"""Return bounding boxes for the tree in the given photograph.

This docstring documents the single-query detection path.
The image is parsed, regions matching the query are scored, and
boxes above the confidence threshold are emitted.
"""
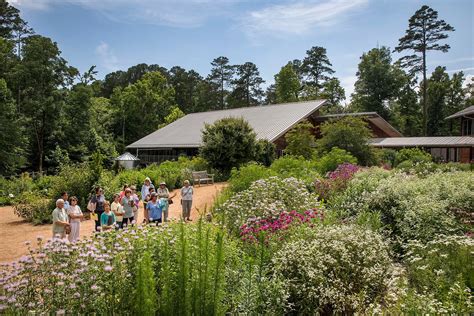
[275,63,300,103]
[16,35,77,173]
[159,106,185,128]
[169,66,203,113]
[264,84,276,105]
[208,56,233,109]
[393,70,422,136]
[284,120,316,159]
[352,47,404,120]
[255,139,276,166]
[426,66,450,136]
[228,62,265,107]
[200,117,258,173]
[110,71,176,150]
[316,116,375,165]
[320,78,345,114]
[302,46,335,94]
[395,5,454,135]
[0,79,24,174]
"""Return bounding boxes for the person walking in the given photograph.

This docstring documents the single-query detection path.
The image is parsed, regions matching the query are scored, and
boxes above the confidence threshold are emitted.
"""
[121,188,135,227]
[100,201,116,231]
[111,193,124,229]
[89,187,106,232]
[67,196,83,242]
[52,199,70,239]
[180,180,194,221]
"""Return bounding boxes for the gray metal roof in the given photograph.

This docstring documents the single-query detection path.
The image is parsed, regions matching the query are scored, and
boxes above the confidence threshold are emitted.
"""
[445,106,474,120]
[369,136,474,148]
[115,152,140,161]
[317,112,402,137]
[127,100,327,149]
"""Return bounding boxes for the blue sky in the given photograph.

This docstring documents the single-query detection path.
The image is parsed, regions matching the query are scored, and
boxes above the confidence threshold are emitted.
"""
[9,0,474,101]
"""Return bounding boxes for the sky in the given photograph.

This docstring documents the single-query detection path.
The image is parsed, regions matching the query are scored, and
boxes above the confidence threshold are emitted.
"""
[8,0,474,101]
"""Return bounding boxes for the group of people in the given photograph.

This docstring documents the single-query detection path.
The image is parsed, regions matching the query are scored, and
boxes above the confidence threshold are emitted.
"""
[51,178,195,242]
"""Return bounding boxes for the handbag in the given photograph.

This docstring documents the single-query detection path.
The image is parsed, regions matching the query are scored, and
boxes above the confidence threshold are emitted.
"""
[168,198,173,205]
[65,225,71,234]
[87,200,96,212]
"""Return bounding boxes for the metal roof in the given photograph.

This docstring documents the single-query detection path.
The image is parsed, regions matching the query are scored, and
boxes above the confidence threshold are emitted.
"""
[369,136,474,148]
[445,106,474,120]
[127,100,327,149]
[317,112,402,137]
[115,152,140,161]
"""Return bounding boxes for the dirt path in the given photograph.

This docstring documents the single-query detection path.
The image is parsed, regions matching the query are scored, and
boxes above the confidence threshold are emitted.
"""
[0,183,226,263]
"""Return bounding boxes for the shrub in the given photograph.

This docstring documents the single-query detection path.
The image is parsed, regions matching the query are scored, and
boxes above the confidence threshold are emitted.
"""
[332,170,472,246]
[314,147,357,174]
[402,235,473,313]
[394,147,432,166]
[316,116,375,165]
[216,177,321,234]
[228,163,275,193]
[13,192,51,224]
[200,117,258,174]
[272,225,393,314]
[284,120,316,159]
[314,163,360,201]
[269,156,319,184]
[255,139,276,167]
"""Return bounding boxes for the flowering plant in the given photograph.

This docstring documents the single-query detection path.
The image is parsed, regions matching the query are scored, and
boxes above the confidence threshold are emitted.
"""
[314,163,360,201]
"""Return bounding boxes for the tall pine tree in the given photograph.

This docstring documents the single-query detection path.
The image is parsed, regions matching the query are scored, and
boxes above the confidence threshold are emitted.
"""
[394,5,454,135]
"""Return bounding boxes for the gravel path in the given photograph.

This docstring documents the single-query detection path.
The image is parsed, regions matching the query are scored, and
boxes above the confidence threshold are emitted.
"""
[0,183,226,263]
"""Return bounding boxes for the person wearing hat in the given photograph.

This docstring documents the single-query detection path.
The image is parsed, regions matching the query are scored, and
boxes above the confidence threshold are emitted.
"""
[141,177,155,201]
[157,182,176,222]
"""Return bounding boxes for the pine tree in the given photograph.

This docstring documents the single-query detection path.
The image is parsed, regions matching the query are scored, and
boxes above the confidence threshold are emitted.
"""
[274,63,300,103]
[394,5,454,135]
[208,56,233,109]
[302,46,335,94]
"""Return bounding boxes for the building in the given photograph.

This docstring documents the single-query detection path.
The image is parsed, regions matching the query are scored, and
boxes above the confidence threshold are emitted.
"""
[127,100,401,164]
[371,106,474,163]
[127,101,474,164]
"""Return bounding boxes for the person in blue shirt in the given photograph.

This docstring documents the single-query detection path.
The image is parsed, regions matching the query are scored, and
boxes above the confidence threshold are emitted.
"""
[100,201,116,231]
[146,192,163,225]
[61,192,70,211]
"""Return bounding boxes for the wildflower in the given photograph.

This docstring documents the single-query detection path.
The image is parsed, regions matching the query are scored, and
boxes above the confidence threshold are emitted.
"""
[56,309,66,315]
[91,284,99,291]
[104,265,113,272]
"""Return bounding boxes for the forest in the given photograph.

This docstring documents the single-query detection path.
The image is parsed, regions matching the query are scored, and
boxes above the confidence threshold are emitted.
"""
[0,1,472,176]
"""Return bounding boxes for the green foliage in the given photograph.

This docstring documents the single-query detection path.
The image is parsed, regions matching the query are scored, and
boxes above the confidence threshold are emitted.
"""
[314,147,357,174]
[394,147,432,166]
[274,62,300,103]
[159,105,185,128]
[133,251,158,315]
[13,192,51,224]
[332,170,472,247]
[200,117,258,174]
[316,116,375,165]
[284,120,315,159]
[229,163,275,193]
[269,155,319,184]
[273,225,393,313]
[254,139,276,167]
[216,177,320,234]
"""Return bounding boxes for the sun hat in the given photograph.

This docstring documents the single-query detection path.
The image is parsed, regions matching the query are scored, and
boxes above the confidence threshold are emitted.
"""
[159,182,166,186]
[145,177,151,182]
[130,185,137,190]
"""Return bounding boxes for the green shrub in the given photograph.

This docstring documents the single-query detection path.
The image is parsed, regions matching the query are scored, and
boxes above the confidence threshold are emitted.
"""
[13,192,51,224]
[49,164,95,209]
[284,120,316,159]
[272,225,393,314]
[216,177,321,234]
[255,139,276,166]
[33,175,55,196]
[270,156,319,184]
[228,163,275,193]
[332,170,472,247]
[314,147,357,174]
[394,148,432,166]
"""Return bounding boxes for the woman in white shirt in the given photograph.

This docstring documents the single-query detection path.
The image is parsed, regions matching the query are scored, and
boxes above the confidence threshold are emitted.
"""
[180,180,194,221]
[67,196,83,242]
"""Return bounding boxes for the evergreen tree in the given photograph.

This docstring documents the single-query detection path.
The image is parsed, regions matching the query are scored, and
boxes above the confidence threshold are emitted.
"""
[395,5,454,135]
[352,47,403,120]
[274,63,300,103]
[426,66,450,136]
[228,62,265,107]
[208,56,233,109]
[302,46,335,95]
[320,78,345,114]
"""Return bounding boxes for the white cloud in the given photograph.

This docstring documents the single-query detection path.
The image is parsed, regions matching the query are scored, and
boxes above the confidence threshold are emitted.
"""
[446,67,474,74]
[8,0,240,28]
[95,41,119,72]
[242,0,369,37]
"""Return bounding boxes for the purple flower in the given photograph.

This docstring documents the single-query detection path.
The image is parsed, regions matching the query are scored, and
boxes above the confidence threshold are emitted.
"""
[104,265,113,272]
